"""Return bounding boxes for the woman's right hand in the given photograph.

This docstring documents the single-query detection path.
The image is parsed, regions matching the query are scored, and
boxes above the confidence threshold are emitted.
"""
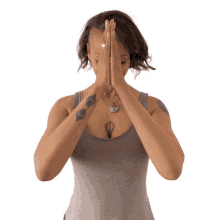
[95,19,112,91]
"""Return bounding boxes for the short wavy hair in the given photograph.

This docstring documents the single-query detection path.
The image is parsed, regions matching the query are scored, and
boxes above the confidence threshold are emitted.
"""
[76,10,156,80]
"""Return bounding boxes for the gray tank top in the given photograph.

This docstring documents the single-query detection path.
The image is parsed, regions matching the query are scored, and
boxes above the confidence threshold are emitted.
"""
[63,90,155,220]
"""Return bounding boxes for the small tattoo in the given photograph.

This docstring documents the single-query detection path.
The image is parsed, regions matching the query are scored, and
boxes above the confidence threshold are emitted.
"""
[76,108,86,121]
[86,94,96,108]
[157,99,171,124]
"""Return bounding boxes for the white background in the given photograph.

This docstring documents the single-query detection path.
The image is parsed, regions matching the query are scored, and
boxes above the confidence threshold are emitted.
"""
[1,1,219,220]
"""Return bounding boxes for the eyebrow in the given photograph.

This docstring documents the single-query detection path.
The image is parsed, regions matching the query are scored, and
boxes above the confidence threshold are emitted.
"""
[95,53,127,57]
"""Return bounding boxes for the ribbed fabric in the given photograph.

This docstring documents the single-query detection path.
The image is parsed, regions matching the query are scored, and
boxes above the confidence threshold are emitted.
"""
[63,90,155,220]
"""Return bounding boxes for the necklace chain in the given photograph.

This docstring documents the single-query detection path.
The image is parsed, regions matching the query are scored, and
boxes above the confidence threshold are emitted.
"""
[102,93,120,105]
[102,92,120,138]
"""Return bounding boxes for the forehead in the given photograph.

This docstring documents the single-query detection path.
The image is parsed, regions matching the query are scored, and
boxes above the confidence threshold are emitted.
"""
[89,28,129,56]
[89,29,104,47]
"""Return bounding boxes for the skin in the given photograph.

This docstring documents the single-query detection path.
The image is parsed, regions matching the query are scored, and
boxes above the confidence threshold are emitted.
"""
[34,21,184,181]
[86,19,131,101]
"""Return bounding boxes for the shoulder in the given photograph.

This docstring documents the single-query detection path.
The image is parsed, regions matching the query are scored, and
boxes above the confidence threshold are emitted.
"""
[58,94,75,116]
[149,95,171,121]
[151,95,169,109]
[141,93,159,115]
[61,91,84,115]
[133,88,158,115]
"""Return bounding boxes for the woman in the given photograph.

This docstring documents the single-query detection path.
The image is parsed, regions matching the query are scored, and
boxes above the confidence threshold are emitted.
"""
[34,10,185,220]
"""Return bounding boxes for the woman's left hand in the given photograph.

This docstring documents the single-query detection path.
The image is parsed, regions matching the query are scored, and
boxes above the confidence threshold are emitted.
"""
[110,21,126,92]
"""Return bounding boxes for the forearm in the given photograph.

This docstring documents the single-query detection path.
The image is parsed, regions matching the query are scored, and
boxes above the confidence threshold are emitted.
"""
[115,82,183,179]
[36,84,105,181]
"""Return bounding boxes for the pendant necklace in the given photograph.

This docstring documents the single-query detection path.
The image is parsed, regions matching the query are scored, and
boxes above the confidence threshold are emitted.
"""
[102,92,120,138]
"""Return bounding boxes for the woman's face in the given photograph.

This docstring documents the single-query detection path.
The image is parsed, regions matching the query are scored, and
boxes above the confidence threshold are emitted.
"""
[87,28,130,79]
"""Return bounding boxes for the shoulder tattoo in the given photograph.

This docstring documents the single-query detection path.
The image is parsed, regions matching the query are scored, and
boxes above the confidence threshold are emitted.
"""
[157,99,171,119]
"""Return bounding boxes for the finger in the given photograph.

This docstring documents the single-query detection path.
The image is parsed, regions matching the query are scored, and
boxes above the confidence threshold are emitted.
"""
[105,21,110,51]
[108,25,113,80]
[105,21,110,61]
[108,20,111,37]
[109,19,113,57]
[111,22,120,66]
[110,21,114,62]
[106,21,112,85]
[111,21,117,70]
[103,20,108,48]
[103,22,105,45]
[104,20,108,45]
[106,20,110,42]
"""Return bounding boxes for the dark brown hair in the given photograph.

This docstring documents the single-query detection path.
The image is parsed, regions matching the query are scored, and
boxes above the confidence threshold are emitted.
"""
[76,10,156,80]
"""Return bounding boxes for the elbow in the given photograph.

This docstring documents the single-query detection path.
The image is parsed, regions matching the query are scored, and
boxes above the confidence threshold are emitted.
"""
[42,171,54,181]
[167,154,185,180]
[34,154,44,181]
[35,167,47,181]
[168,172,181,180]
[36,174,46,182]
[34,154,53,182]
[36,170,54,182]
[162,164,183,180]
[166,167,183,180]
[162,172,181,180]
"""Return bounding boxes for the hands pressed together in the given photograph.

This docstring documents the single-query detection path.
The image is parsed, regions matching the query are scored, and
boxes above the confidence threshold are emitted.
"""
[108,19,125,91]
[95,19,126,94]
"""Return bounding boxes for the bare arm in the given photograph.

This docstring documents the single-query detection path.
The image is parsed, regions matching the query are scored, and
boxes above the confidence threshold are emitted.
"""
[34,84,106,181]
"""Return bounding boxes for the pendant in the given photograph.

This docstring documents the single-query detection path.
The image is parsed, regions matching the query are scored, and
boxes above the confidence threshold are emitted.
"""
[110,105,118,113]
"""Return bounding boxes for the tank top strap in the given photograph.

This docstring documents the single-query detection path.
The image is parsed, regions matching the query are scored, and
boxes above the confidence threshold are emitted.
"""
[73,91,83,109]
[138,92,149,109]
